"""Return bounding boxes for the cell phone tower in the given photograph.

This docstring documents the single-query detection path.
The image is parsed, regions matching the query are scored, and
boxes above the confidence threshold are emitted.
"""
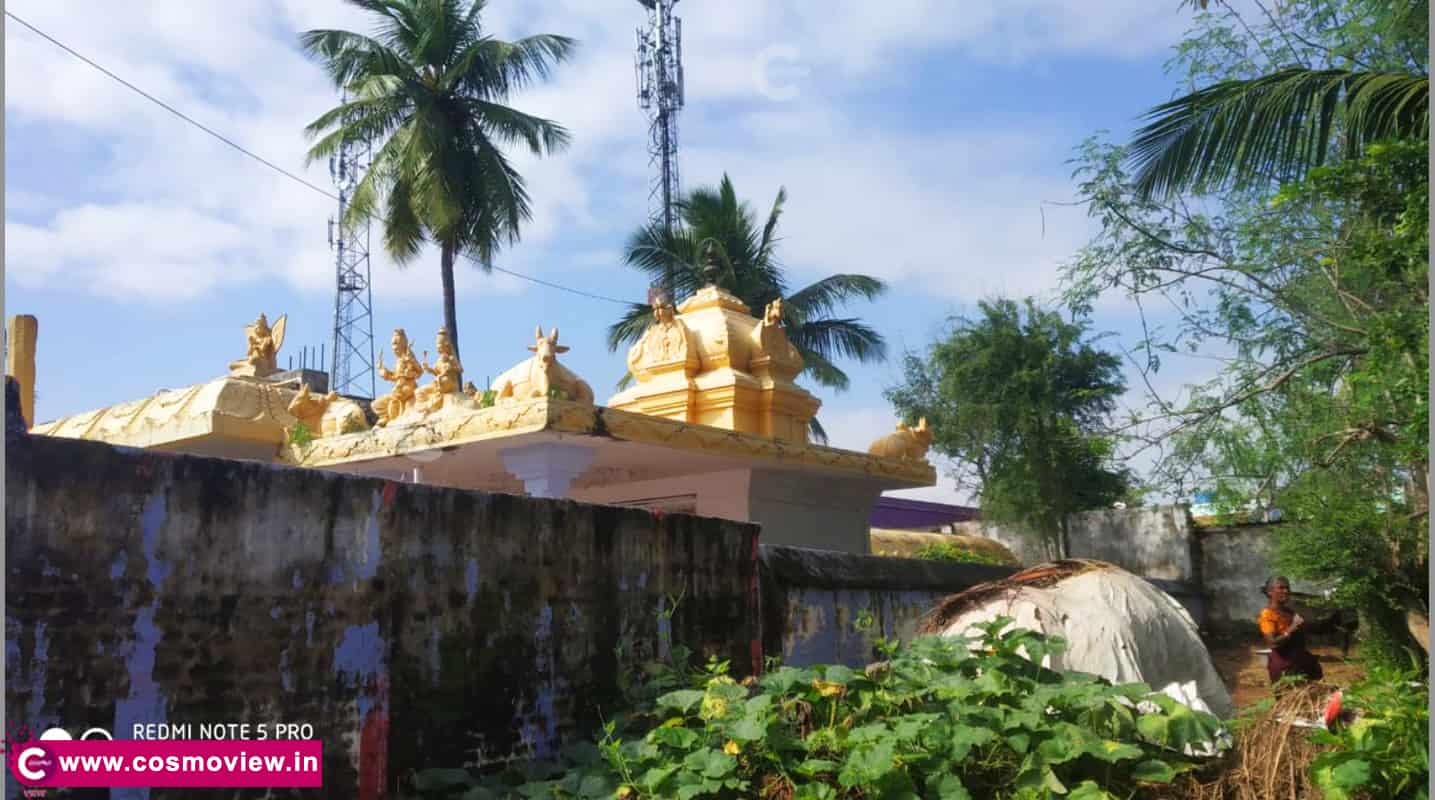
[327,93,377,399]
[634,0,684,293]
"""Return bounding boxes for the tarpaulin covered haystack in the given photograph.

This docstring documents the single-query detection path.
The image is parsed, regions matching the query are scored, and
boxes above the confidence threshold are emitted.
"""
[919,559,1235,719]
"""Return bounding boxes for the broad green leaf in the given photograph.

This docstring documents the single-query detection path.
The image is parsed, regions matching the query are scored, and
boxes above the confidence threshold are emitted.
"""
[650,725,700,749]
[657,689,706,714]
[1087,739,1144,763]
[1068,780,1120,800]
[1165,705,1223,750]
[822,664,858,685]
[576,773,615,797]
[838,740,897,788]
[1014,764,1067,795]
[949,726,997,760]
[792,784,838,800]
[794,759,840,777]
[729,714,767,742]
[1036,734,1081,764]
[1136,712,1170,744]
[1328,758,1373,789]
[1131,758,1178,783]
[926,773,974,800]
[639,765,678,791]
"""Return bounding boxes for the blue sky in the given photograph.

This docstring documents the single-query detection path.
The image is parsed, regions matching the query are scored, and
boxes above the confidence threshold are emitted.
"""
[5,0,1218,504]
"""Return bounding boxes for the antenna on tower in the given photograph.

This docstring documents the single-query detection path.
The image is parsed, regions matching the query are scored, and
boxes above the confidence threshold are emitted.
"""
[635,0,684,296]
[328,92,377,399]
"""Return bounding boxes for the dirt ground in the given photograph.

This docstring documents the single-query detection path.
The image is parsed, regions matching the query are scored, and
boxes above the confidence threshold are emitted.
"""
[1203,629,1366,711]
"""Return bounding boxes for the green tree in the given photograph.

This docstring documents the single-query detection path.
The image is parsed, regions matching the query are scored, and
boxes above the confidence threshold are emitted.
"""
[607,175,888,442]
[885,298,1132,556]
[301,0,577,383]
[1064,0,1428,663]
[1129,0,1428,198]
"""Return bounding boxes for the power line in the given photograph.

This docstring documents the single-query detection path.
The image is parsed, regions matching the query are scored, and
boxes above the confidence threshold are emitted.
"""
[5,9,636,308]
[5,10,338,202]
[485,262,635,306]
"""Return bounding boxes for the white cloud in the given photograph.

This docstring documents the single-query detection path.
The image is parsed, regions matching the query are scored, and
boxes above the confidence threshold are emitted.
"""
[682,124,1095,300]
[5,0,1175,308]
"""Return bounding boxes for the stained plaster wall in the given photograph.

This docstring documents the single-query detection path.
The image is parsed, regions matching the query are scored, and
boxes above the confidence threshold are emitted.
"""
[574,468,880,554]
[1199,524,1328,626]
[952,506,1296,628]
[5,380,761,799]
[758,545,1017,667]
[951,505,1195,582]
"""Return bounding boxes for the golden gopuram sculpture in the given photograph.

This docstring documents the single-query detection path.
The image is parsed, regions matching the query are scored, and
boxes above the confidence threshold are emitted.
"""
[228,313,287,379]
[286,383,369,438]
[867,417,933,462]
[415,327,477,414]
[607,266,820,443]
[373,328,424,426]
[490,326,596,406]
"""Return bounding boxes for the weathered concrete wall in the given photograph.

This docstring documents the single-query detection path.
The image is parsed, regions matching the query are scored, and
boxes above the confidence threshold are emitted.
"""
[747,471,879,554]
[760,544,1209,665]
[1198,524,1328,627]
[5,389,760,799]
[1066,506,1194,582]
[949,519,1061,566]
[952,506,1195,582]
[759,546,1018,667]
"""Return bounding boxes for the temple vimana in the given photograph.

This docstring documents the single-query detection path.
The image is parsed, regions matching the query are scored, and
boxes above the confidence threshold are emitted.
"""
[13,276,936,554]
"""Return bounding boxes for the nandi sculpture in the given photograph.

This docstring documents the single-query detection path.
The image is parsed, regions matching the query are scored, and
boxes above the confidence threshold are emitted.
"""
[286,383,369,438]
[867,418,933,462]
[491,326,595,405]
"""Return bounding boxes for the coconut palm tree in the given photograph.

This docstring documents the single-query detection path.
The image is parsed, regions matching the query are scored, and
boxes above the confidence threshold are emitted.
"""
[1129,0,1427,199]
[608,175,888,443]
[301,0,576,384]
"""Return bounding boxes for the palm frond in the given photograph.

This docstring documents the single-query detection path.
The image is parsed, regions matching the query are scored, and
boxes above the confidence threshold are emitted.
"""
[785,275,888,323]
[607,303,654,352]
[798,350,850,392]
[757,185,787,269]
[790,318,888,365]
[464,99,571,154]
[457,35,578,100]
[1129,67,1430,199]
[299,28,412,88]
[808,416,829,445]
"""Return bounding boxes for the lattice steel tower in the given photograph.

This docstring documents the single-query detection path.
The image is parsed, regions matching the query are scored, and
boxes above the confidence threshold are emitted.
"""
[635,0,684,289]
[327,94,377,399]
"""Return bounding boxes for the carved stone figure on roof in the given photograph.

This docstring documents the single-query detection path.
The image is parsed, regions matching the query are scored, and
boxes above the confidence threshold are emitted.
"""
[492,326,595,405]
[627,292,694,381]
[228,313,286,378]
[415,328,470,414]
[373,328,423,426]
[750,298,804,380]
[286,383,369,438]
[868,418,933,463]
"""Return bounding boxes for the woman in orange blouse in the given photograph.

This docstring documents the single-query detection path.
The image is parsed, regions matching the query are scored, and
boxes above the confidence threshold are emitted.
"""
[1258,576,1323,683]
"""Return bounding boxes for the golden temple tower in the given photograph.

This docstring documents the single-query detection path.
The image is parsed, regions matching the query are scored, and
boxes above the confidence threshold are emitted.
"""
[608,279,820,443]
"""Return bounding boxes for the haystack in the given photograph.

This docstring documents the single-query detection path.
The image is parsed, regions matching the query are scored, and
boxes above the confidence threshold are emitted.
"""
[919,559,1235,719]
[1175,681,1341,800]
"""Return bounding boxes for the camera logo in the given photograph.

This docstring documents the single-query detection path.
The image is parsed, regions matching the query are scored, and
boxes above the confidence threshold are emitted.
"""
[14,743,54,783]
[6,725,113,786]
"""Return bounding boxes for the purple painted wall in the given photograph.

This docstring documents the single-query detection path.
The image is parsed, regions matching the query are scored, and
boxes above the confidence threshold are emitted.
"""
[869,496,980,530]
